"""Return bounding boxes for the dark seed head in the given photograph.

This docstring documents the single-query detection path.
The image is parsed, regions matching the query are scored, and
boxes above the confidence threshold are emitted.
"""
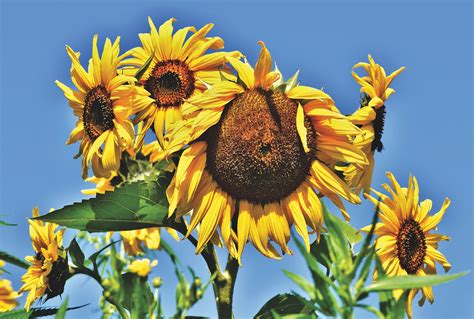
[396,219,426,274]
[144,59,195,108]
[83,85,114,140]
[205,89,317,204]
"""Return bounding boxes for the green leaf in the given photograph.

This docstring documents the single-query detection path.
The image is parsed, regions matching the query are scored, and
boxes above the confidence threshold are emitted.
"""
[0,250,29,269]
[284,70,300,93]
[0,219,16,227]
[0,310,31,319]
[309,235,331,271]
[119,272,153,318]
[329,210,363,245]
[283,270,316,300]
[387,290,409,319]
[35,178,171,232]
[0,304,88,319]
[54,297,69,319]
[68,238,85,267]
[255,293,315,319]
[134,53,154,81]
[364,271,469,292]
[322,205,352,271]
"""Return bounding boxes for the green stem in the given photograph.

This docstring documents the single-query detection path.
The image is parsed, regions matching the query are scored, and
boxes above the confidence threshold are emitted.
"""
[70,267,130,319]
[175,220,240,318]
[215,255,239,318]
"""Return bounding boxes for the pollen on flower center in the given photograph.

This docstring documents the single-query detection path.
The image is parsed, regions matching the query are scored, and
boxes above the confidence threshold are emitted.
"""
[397,219,426,274]
[83,85,114,140]
[205,89,317,204]
[144,59,195,108]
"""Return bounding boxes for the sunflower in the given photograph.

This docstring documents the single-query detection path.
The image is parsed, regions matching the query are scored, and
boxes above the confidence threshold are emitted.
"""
[120,227,179,256]
[19,208,68,311]
[0,260,18,312]
[56,35,148,179]
[121,17,241,148]
[166,42,367,262]
[128,259,158,277]
[339,55,405,194]
[361,172,451,318]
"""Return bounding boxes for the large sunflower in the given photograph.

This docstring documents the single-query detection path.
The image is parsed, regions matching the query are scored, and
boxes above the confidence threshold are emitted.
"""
[56,35,147,179]
[339,55,405,194]
[166,42,367,262]
[362,172,451,318]
[121,17,241,148]
[19,208,68,311]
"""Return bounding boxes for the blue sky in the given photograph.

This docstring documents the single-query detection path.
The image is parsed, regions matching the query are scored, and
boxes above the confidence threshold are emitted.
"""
[0,0,472,318]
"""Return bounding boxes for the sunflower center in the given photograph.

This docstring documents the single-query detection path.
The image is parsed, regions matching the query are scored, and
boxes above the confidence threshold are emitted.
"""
[83,85,114,140]
[205,89,317,204]
[144,59,195,108]
[396,219,426,274]
[46,257,68,299]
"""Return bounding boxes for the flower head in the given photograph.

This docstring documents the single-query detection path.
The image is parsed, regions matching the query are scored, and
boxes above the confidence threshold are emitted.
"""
[121,17,241,148]
[339,55,405,194]
[128,259,158,277]
[56,35,148,179]
[0,264,18,312]
[19,208,68,311]
[362,172,451,318]
[166,42,367,262]
[120,227,179,256]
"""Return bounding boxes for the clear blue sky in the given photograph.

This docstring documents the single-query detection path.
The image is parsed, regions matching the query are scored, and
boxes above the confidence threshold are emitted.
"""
[1,0,472,318]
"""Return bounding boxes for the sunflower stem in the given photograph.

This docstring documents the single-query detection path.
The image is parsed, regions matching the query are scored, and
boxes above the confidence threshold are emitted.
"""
[70,266,130,319]
[215,254,239,318]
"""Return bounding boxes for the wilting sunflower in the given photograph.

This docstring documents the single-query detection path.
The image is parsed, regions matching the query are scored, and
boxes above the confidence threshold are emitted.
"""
[19,208,68,311]
[339,55,405,194]
[362,172,451,318]
[166,42,367,262]
[56,35,148,179]
[121,17,241,147]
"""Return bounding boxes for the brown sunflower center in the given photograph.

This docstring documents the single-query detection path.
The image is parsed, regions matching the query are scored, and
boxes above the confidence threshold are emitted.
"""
[83,85,114,140]
[144,59,195,108]
[205,89,317,204]
[396,219,426,274]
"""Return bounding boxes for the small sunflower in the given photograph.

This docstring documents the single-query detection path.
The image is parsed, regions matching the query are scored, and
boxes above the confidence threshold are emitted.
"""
[19,208,68,311]
[339,55,405,194]
[0,279,18,312]
[128,259,158,277]
[166,42,367,262]
[0,261,18,312]
[362,172,451,318]
[120,227,179,256]
[121,17,241,147]
[56,35,147,179]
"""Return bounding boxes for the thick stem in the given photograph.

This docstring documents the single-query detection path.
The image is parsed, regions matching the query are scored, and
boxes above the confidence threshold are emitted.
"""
[215,255,239,318]
[175,221,240,318]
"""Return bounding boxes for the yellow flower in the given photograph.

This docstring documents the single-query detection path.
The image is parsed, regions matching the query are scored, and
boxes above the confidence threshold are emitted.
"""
[82,173,117,195]
[19,208,68,311]
[0,278,18,312]
[121,17,241,148]
[166,42,367,262]
[128,259,158,277]
[56,35,148,179]
[339,55,405,194]
[362,172,451,318]
[120,227,179,256]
